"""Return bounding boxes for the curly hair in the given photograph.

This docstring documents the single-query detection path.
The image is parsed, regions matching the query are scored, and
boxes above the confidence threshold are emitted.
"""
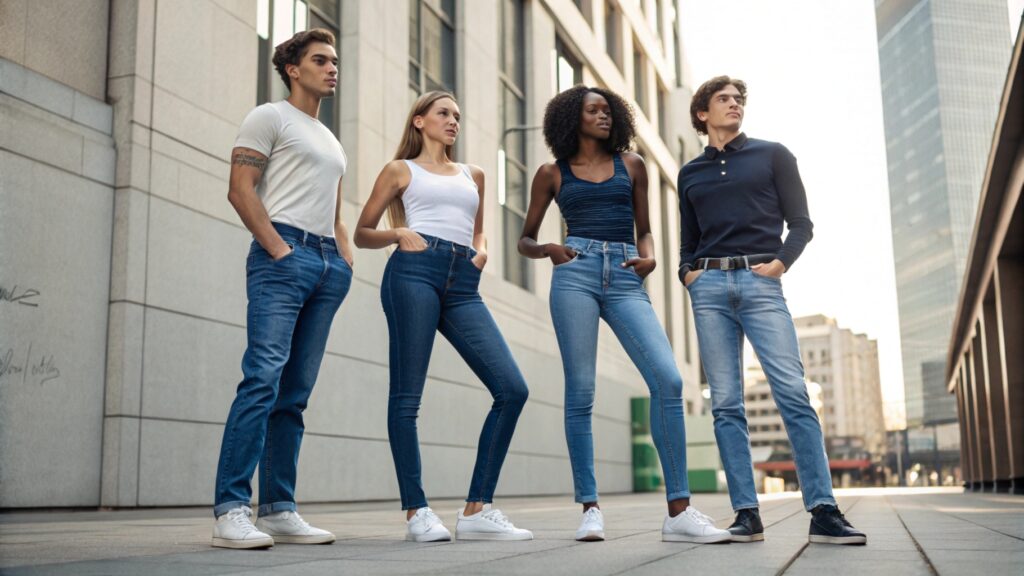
[272,28,336,91]
[690,76,747,135]
[542,85,635,160]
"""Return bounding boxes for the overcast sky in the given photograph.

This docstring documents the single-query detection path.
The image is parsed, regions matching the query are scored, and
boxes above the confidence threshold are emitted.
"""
[677,0,1022,429]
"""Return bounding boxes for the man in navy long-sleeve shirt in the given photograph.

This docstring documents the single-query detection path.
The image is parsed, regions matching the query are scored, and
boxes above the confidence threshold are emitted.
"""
[678,76,866,545]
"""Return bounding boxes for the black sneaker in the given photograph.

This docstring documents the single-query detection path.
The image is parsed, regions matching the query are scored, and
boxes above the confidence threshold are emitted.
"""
[727,508,764,542]
[809,505,867,545]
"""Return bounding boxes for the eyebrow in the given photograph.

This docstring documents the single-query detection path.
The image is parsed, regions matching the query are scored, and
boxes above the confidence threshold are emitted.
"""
[438,107,461,116]
[310,53,339,63]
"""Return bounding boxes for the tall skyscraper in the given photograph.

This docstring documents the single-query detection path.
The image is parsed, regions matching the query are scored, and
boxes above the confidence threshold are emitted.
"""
[875,0,1011,429]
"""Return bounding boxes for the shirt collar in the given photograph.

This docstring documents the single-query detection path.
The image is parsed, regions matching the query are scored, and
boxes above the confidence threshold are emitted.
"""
[704,132,748,160]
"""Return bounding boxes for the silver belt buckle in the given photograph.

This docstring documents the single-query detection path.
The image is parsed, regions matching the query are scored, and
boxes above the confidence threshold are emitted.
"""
[720,257,732,271]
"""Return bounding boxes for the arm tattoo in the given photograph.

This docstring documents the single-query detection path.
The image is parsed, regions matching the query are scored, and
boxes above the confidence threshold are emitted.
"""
[232,152,267,171]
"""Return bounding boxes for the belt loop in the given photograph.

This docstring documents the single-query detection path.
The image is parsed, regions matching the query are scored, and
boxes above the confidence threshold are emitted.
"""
[302,230,308,246]
[702,259,709,271]
[743,255,750,269]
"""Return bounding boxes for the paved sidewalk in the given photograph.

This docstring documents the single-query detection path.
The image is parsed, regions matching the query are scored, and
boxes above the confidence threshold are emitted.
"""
[1,488,1021,575]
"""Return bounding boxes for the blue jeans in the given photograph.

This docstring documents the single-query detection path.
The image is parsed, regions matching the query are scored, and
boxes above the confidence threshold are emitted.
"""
[687,268,835,511]
[214,222,352,517]
[381,234,529,510]
[550,236,690,504]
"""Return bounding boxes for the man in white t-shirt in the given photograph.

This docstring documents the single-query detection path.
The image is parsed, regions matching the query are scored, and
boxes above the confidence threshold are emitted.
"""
[212,28,353,550]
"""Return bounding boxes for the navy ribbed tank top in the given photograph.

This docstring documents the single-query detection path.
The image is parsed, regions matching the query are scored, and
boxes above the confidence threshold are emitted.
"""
[555,154,635,243]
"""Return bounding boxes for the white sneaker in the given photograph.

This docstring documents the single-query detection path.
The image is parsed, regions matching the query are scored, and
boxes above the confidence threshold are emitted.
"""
[575,507,605,541]
[212,506,274,549]
[406,507,452,542]
[456,505,533,541]
[256,510,335,544]
[662,506,732,543]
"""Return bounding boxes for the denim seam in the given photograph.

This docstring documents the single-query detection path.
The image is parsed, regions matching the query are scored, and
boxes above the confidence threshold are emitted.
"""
[551,301,588,502]
[603,303,682,495]
[440,311,505,501]
[384,262,411,509]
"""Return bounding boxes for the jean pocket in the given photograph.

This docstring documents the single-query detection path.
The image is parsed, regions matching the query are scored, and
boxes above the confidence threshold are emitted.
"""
[272,241,296,264]
[750,269,781,283]
[685,270,708,289]
[553,253,581,268]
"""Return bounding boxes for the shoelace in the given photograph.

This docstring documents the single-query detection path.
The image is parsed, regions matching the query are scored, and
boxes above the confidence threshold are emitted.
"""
[685,507,715,526]
[283,511,312,530]
[420,508,442,528]
[228,507,260,535]
[482,508,513,528]
[583,508,602,524]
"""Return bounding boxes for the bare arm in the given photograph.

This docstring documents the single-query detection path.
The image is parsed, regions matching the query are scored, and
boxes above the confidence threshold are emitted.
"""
[518,163,576,264]
[467,165,488,269]
[353,160,425,251]
[334,177,354,265]
[622,152,656,277]
[227,147,291,260]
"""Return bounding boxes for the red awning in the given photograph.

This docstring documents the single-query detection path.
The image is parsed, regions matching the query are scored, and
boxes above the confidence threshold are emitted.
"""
[754,459,872,472]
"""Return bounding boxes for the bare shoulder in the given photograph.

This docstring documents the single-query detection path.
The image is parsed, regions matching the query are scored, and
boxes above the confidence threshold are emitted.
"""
[465,163,485,180]
[620,151,646,169]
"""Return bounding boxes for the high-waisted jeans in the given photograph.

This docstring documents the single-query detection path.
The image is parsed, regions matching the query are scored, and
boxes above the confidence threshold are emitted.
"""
[550,236,690,503]
[381,234,529,510]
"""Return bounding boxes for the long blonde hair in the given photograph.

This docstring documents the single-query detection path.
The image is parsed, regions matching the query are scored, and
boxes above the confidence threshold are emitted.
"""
[387,91,458,228]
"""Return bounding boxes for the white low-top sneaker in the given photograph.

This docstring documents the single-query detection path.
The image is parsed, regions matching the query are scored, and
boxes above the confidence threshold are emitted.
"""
[406,507,452,542]
[456,505,533,541]
[256,510,335,544]
[212,506,274,549]
[662,506,732,543]
[575,507,605,541]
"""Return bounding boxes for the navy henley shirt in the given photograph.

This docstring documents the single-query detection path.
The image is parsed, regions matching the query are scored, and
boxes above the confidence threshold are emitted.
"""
[677,133,813,275]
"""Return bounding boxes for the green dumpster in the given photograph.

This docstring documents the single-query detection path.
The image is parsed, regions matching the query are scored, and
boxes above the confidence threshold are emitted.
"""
[631,397,662,492]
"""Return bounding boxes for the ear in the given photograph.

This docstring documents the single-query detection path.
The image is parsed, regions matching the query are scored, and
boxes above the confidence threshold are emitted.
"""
[697,110,708,122]
[413,116,424,129]
[286,63,299,80]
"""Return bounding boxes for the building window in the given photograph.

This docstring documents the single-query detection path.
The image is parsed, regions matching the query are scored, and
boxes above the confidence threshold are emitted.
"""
[657,83,668,140]
[257,0,341,135]
[409,0,456,100]
[633,40,648,117]
[604,0,622,70]
[499,0,530,290]
[555,36,583,93]
[673,23,682,87]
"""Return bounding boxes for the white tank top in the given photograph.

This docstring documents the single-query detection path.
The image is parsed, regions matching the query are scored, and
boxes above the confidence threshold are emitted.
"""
[401,160,479,247]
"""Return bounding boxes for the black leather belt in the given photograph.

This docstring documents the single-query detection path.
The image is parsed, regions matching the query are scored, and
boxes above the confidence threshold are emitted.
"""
[695,254,775,270]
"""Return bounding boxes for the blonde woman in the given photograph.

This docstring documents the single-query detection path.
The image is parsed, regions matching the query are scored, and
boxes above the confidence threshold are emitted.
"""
[354,92,532,542]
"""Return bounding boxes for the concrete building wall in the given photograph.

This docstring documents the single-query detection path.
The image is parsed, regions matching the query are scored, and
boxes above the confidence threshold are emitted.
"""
[1,0,707,508]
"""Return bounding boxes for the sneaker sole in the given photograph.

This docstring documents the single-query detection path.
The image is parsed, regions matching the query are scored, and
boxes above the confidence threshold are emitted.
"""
[265,534,336,544]
[576,531,605,542]
[406,533,452,542]
[455,532,533,541]
[730,533,765,542]
[808,534,867,545]
[211,537,274,549]
[662,532,733,544]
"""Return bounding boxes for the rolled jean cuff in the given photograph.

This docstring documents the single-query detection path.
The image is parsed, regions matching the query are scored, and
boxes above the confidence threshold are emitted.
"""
[574,493,599,504]
[465,497,493,504]
[213,500,251,518]
[257,500,297,517]
[732,500,760,512]
[666,490,691,502]
[402,500,429,511]
[805,497,837,512]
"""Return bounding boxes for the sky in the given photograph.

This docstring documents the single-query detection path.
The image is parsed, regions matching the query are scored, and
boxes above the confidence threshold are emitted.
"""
[677,0,1022,430]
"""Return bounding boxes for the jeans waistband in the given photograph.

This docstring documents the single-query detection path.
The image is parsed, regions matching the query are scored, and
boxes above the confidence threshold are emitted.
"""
[272,221,336,248]
[565,235,637,258]
[414,232,475,258]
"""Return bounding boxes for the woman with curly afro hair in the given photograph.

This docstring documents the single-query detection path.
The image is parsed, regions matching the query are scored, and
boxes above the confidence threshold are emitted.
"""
[517,85,731,545]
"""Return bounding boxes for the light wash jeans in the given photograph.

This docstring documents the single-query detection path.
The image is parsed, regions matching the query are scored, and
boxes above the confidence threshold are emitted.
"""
[550,236,690,504]
[687,268,835,511]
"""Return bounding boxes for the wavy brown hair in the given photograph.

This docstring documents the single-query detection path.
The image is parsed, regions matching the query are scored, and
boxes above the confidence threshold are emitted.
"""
[272,28,336,91]
[386,91,459,228]
[690,76,747,135]
[542,85,635,161]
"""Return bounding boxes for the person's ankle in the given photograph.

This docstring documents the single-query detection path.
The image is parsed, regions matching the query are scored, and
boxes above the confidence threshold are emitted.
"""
[463,502,485,516]
[583,502,600,512]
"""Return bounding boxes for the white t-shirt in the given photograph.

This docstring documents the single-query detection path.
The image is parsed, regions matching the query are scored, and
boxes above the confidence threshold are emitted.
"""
[234,100,347,237]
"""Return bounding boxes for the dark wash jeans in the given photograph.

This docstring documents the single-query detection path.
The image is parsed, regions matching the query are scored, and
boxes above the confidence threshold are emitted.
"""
[381,233,529,510]
[214,222,352,517]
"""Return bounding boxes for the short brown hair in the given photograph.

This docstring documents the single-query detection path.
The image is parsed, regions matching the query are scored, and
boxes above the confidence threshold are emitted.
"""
[272,28,336,91]
[690,76,747,135]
